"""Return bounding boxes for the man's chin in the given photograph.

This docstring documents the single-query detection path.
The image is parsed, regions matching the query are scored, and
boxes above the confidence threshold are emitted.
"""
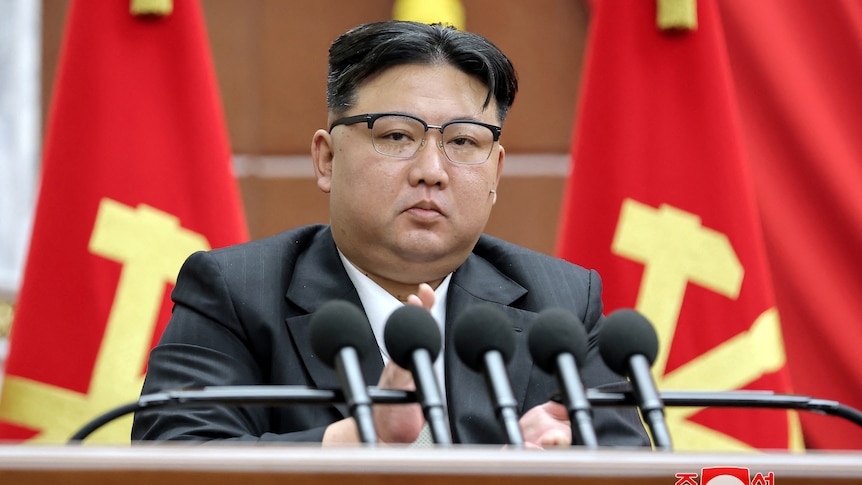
[394,239,450,261]
[392,227,477,261]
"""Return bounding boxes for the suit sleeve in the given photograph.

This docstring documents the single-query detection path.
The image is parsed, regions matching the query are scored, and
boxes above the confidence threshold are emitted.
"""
[578,269,652,447]
[131,250,328,443]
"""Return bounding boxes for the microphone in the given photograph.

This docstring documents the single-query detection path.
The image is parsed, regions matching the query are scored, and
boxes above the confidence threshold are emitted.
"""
[528,308,598,448]
[597,309,672,450]
[453,304,524,447]
[383,305,452,446]
[309,300,378,445]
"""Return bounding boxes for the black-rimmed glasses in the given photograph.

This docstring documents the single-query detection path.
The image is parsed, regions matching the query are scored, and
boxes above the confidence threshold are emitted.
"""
[329,112,502,165]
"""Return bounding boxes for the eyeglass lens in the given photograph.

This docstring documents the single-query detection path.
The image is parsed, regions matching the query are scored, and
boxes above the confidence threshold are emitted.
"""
[371,115,494,164]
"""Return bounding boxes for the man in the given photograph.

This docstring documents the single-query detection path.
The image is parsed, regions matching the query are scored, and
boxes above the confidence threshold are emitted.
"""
[132,20,648,447]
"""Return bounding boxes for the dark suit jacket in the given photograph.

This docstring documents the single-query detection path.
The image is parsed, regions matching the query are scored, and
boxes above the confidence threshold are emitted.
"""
[132,224,648,446]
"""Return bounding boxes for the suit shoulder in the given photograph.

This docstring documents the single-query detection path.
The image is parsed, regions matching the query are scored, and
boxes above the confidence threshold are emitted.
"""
[203,224,329,261]
[178,225,331,285]
[474,233,593,278]
[471,234,603,322]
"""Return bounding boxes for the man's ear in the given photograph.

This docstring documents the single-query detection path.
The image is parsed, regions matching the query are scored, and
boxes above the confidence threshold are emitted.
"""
[492,145,505,204]
[311,129,334,193]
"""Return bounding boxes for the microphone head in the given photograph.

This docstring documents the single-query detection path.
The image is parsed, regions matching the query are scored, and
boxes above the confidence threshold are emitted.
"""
[309,300,376,368]
[527,308,588,374]
[452,304,515,372]
[383,305,442,368]
[597,309,659,377]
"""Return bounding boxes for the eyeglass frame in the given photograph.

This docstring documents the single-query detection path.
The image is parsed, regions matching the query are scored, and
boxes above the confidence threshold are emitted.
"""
[328,112,502,165]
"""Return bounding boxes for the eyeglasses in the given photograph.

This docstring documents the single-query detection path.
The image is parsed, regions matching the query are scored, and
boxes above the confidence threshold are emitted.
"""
[329,112,502,165]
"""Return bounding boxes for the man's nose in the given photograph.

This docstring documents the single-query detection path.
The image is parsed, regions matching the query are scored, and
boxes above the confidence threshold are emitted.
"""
[410,134,449,186]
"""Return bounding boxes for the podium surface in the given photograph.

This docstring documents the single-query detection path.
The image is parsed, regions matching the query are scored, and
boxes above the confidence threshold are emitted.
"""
[1,445,861,485]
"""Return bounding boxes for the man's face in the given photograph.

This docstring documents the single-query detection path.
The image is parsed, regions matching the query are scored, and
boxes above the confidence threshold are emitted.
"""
[312,63,505,287]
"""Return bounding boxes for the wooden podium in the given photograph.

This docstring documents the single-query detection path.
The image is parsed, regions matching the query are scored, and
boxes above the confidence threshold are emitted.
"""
[1,445,861,485]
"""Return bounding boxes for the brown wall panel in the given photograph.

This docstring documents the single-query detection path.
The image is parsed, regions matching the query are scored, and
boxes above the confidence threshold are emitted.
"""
[202,0,399,154]
[463,0,589,153]
[486,176,566,255]
[41,0,69,139]
[237,176,330,239]
[202,0,588,155]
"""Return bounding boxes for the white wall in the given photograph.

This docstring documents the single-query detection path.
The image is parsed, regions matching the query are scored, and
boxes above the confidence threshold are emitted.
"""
[0,0,41,374]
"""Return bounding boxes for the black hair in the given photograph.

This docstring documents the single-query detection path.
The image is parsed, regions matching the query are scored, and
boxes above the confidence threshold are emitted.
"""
[326,21,518,123]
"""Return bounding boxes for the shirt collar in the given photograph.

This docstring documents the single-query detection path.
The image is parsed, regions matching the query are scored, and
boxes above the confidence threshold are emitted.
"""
[337,250,450,363]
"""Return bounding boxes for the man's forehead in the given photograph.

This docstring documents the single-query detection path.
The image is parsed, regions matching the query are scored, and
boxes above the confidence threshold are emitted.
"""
[341,64,497,120]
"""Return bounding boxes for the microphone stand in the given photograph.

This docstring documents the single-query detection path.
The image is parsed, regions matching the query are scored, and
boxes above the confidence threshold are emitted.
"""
[72,386,862,443]
[69,386,416,443]
[586,388,862,428]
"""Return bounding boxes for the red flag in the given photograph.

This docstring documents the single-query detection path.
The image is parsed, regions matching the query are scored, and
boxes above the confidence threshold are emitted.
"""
[0,0,247,443]
[719,0,862,449]
[556,0,801,450]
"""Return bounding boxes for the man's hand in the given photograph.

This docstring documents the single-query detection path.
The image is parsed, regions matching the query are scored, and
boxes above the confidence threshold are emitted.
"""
[371,361,425,443]
[373,282,437,443]
[406,282,435,311]
[519,401,571,448]
[323,283,436,445]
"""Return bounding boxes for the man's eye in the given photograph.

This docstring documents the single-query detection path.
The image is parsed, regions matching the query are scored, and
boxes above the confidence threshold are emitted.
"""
[380,131,415,143]
[448,137,477,147]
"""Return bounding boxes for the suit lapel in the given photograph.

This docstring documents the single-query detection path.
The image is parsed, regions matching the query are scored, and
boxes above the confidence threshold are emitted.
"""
[279,227,541,436]
[283,228,384,419]
[445,252,539,443]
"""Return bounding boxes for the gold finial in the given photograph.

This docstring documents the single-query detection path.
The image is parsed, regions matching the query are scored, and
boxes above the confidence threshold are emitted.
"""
[131,0,173,17]
[657,0,698,31]
[393,0,466,31]
[0,301,13,339]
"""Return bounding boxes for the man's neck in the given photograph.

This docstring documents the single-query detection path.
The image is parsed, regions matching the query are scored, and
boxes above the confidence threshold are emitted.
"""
[337,252,445,302]
[357,267,445,303]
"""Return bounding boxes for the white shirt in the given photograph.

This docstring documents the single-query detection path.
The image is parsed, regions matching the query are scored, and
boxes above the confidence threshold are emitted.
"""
[338,250,450,400]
